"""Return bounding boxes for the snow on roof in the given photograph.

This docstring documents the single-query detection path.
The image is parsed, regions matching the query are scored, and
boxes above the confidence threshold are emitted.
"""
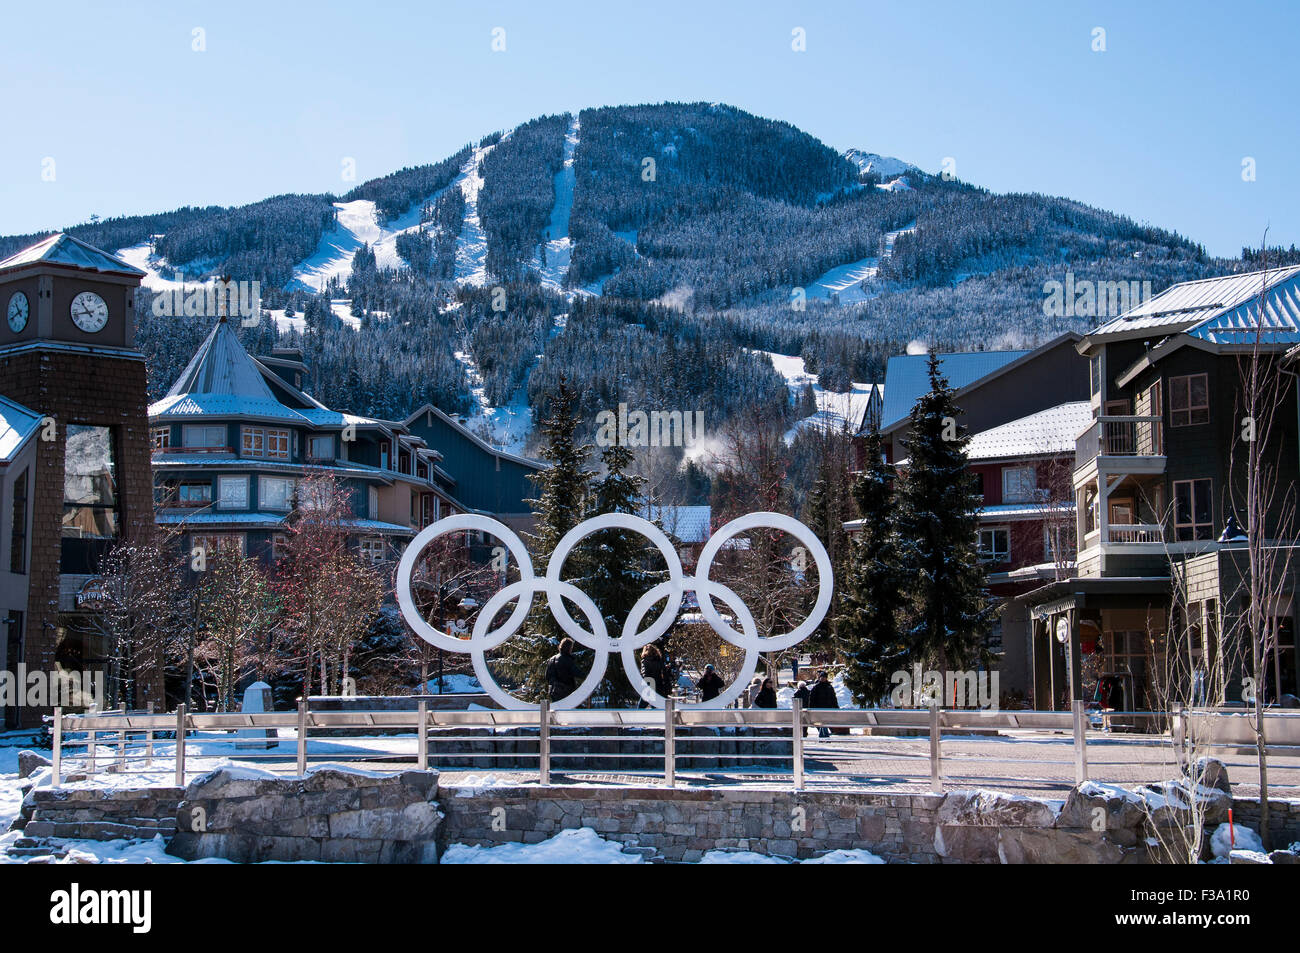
[1089,264,1300,338]
[965,402,1093,460]
[164,318,278,402]
[880,349,1030,431]
[156,512,414,534]
[978,501,1075,520]
[149,392,308,423]
[0,394,41,462]
[0,233,146,277]
[1184,269,1300,346]
[641,504,711,543]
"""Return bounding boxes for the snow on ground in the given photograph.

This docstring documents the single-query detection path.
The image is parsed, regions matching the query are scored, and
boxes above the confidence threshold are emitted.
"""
[805,221,915,305]
[289,200,386,293]
[442,827,644,864]
[1211,821,1263,859]
[755,350,877,446]
[421,674,484,694]
[451,141,498,287]
[115,241,222,292]
[451,349,534,455]
[804,848,886,864]
[844,149,914,180]
[527,116,580,292]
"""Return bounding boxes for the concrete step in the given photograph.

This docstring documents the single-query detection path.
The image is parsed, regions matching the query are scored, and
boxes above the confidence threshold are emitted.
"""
[21,819,175,841]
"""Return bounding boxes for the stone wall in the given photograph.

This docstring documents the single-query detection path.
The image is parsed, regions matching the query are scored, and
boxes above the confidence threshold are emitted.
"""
[1229,796,1300,848]
[437,783,1163,863]
[168,767,442,863]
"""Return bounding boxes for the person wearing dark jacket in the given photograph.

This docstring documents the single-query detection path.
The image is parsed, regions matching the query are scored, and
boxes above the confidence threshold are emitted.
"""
[640,644,667,707]
[793,680,811,709]
[545,638,578,702]
[697,664,724,702]
[808,670,838,738]
[753,677,777,709]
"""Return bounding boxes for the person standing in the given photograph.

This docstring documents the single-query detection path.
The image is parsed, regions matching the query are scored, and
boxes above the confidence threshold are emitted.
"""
[640,644,667,708]
[545,638,578,702]
[697,664,724,702]
[808,670,838,739]
[754,678,777,709]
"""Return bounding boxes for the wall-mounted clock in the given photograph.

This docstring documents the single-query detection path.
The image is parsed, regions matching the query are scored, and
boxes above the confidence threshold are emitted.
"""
[70,290,109,333]
[6,291,28,332]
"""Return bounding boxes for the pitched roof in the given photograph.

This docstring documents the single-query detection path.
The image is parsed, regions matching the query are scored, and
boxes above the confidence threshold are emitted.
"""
[0,394,41,462]
[164,318,279,401]
[880,349,1029,432]
[0,233,146,277]
[641,504,711,543]
[1088,264,1300,339]
[965,401,1093,461]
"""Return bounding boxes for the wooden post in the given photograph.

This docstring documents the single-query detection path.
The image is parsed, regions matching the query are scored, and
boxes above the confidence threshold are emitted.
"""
[87,728,96,776]
[174,705,187,788]
[538,699,550,787]
[664,695,676,788]
[1073,698,1089,785]
[792,697,804,790]
[51,707,62,786]
[417,701,429,771]
[929,704,942,791]
[145,701,154,767]
[296,698,308,776]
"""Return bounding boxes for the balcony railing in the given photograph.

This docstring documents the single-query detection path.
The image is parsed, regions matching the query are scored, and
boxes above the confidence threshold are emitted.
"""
[1105,523,1164,544]
[1075,416,1164,463]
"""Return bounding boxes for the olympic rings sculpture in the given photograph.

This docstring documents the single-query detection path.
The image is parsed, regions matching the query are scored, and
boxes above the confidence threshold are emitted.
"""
[396,512,833,710]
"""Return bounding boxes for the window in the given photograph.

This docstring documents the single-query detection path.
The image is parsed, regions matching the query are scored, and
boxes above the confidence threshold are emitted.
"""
[190,533,244,558]
[272,533,290,563]
[182,424,226,450]
[307,434,334,461]
[978,527,1010,563]
[1001,466,1038,503]
[62,425,118,541]
[1090,354,1101,396]
[259,476,293,511]
[10,470,27,573]
[359,537,387,565]
[178,482,213,506]
[1044,524,1074,563]
[241,427,290,460]
[217,476,249,509]
[368,487,380,520]
[1168,374,1209,427]
[1173,478,1214,541]
[151,427,170,451]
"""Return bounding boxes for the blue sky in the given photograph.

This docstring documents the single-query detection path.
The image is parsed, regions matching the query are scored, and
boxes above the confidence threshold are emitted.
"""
[1,0,1295,257]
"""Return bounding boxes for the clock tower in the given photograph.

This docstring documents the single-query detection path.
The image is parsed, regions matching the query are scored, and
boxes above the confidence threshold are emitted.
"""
[0,234,163,725]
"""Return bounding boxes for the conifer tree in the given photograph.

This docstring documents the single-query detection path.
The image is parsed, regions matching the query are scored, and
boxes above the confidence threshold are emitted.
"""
[894,353,993,674]
[495,376,592,700]
[581,441,663,705]
[838,429,910,705]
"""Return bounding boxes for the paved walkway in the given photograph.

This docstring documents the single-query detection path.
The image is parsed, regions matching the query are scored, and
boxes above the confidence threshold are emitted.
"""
[428,729,1300,800]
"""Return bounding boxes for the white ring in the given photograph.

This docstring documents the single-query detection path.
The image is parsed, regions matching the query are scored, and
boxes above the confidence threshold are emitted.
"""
[546,513,683,651]
[694,511,833,652]
[396,515,533,653]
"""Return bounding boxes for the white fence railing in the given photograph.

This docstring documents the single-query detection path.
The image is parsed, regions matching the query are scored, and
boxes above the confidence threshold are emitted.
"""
[45,701,1300,792]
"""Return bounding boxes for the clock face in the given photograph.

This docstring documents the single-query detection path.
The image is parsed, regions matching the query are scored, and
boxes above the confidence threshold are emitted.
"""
[6,291,28,332]
[70,291,109,333]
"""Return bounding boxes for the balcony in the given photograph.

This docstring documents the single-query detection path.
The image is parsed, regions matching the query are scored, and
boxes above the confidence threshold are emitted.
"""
[1104,523,1164,544]
[1075,416,1164,460]
[1074,416,1165,487]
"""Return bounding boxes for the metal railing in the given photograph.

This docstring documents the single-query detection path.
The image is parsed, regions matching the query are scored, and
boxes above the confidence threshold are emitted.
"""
[1075,415,1164,462]
[45,699,1097,792]
[44,699,1300,794]
[1106,522,1165,544]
